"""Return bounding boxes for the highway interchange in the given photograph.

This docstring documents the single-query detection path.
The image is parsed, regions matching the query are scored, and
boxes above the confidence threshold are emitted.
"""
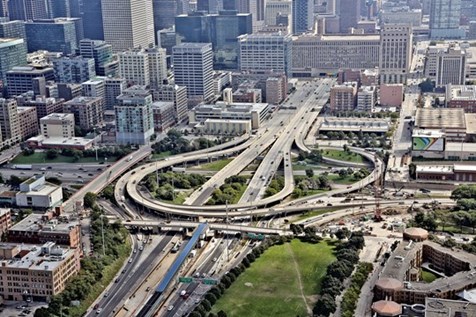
[38,73,453,317]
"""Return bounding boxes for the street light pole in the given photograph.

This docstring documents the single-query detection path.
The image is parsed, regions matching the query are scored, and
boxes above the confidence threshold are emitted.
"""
[101,213,106,256]
[226,200,229,263]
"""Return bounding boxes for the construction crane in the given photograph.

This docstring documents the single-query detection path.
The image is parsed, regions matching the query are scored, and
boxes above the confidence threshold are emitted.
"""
[374,153,383,222]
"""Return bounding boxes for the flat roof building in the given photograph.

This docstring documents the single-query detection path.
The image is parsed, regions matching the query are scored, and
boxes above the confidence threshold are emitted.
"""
[446,84,476,113]
[415,108,466,141]
[189,101,269,129]
[0,38,27,83]
[63,97,104,130]
[0,242,80,301]
[40,113,75,139]
[15,176,63,209]
[17,106,38,140]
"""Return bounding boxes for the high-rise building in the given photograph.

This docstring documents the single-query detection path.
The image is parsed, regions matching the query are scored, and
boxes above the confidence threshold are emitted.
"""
[426,44,467,87]
[52,56,96,84]
[0,20,26,39]
[153,84,188,123]
[6,66,55,97]
[173,43,214,103]
[8,0,49,21]
[265,0,293,34]
[118,49,150,86]
[152,0,178,39]
[430,0,464,39]
[25,18,78,54]
[175,11,252,69]
[158,28,179,55]
[236,0,265,32]
[79,0,103,40]
[101,0,154,52]
[63,97,104,130]
[145,47,168,89]
[104,77,126,110]
[357,85,377,112]
[379,24,413,84]
[0,98,20,142]
[115,86,154,145]
[77,39,118,77]
[49,0,71,18]
[337,0,360,33]
[197,0,223,13]
[0,38,27,83]
[238,33,293,77]
[292,0,313,34]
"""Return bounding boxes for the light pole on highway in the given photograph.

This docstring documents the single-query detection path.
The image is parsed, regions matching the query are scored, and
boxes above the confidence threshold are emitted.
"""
[100,210,106,256]
[226,200,229,263]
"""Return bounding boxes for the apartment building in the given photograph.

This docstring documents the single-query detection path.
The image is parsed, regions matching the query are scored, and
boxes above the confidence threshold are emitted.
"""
[63,97,104,130]
[0,208,11,240]
[329,82,358,112]
[151,101,175,132]
[16,96,65,121]
[425,43,466,87]
[52,56,96,84]
[152,84,188,123]
[0,242,80,301]
[446,84,476,113]
[0,98,20,144]
[40,113,75,138]
[17,106,38,140]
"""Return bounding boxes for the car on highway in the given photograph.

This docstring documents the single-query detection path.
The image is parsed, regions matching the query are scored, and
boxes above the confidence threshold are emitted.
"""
[146,287,151,292]
[167,305,174,311]
[104,292,109,297]
[96,308,102,314]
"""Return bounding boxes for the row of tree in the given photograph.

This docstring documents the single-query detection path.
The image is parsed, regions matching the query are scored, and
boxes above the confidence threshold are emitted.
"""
[292,172,330,198]
[340,262,374,317]
[313,232,366,317]
[190,235,292,317]
[25,146,133,162]
[264,175,285,197]
[152,129,227,155]
[34,193,129,317]
[141,172,207,202]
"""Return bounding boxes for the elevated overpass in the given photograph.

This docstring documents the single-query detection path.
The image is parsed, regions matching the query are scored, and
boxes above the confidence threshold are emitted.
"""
[122,219,292,235]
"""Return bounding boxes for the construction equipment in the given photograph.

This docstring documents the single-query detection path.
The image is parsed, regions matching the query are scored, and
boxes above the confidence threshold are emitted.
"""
[374,154,383,222]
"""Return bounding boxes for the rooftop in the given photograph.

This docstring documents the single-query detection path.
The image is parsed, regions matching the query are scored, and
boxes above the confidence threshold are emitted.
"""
[415,108,466,130]
[40,113,74,121]
[27,135,94,147]
[447,84,476,101]
[9,213,78,234]
[416,165,454,174]
[425,298,476,317]
[0,242,75,271]
[466,114,476,134]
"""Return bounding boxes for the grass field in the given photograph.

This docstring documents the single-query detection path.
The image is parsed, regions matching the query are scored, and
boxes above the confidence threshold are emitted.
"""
[328,173,356,185]
[152,151,172,160]
[192,158,233,171]
[421,269,438,283]
[12,152,118,164]
[322,149,365,164]
[212,240,335,317]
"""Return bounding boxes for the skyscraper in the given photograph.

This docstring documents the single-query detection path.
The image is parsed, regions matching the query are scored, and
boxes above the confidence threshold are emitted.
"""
[0,39,27,83]
[175,10,252,69]
[337,0,360,33]
[292,0,314,34]
[153,0,178,37]
[172,43,214,103]
[101,0,154,52]
[265,0,293,34]
[81,0,104,40]
[115,86,154,145]
[0,20,26,39]
[236,0,265,32]
[77,39,119,77]
[8,0,49,21]
[429,0,464,39]
[25,19,78,54]
[239,33,293,77]
[379,24,413,84]
[118,47,167,88]
[197,0,223,13]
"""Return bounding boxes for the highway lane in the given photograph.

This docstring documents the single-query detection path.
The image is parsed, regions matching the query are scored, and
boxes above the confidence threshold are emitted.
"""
[88,234,174,317]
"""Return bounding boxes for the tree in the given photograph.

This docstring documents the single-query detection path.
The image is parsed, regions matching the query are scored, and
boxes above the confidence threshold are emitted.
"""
[305,168,314,178]
[84,192,98,209]
[201,299,212,311]
[414,212,425,226]
[46,177,62,185]
[34,308,51,317]
[45,149,59,160]
[8,175,23,187]
[313,293,336,316]
[217,311,228,317]
[335,228,350,240]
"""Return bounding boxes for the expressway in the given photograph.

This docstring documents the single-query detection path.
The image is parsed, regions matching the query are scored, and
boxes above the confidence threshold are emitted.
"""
[120,80,344,215]
[87,234,175,317]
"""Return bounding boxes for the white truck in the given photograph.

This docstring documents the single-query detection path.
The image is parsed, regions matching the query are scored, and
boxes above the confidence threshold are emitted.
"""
[13,164,32,170]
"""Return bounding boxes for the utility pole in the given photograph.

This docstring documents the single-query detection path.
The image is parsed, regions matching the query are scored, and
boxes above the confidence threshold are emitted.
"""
[226,200,229,263]
[101,212,106,256]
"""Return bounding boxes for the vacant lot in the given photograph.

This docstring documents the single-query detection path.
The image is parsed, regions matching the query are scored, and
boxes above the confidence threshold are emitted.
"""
[212,240,335,317]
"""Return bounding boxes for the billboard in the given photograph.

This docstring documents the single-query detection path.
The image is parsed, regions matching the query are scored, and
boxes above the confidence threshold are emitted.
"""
[412,136,445,152]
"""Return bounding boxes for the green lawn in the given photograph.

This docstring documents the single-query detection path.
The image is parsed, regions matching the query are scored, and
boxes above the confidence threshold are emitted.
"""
[12,152,118,164]
[162,191,190,205]
[293,207,340,222]
[212,240,336,317]
[421,269,438,283]
[322,149,365,164]
[152,151,172,160]
[192,158,233,171]
[328,174,357,185]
